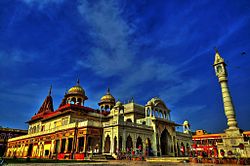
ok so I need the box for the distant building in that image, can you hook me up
[0,127,27,156]
[6,81,191,159]
[192,129,250,158]
[191,49,250,158]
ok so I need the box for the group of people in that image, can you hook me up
[116,145,153,160]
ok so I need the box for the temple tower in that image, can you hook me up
[213,49,238,131]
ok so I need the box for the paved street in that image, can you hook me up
[4,160,238,166]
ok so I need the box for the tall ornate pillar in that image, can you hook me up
[213,49,238,131]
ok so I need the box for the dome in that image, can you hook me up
[146,97,165,106]
[183,120,189,125]
[68,85,85,95]
[115,100,122,107]
[146,100,153,106]
[100,88,115,103]
[67,79,86,96]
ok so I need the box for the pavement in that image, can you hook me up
[4,160,235,166]
[1,160,182,166]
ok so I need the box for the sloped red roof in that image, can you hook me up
[29,104,107,123]
[37,95,54,114]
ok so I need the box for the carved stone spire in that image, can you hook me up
[37,86,54,114]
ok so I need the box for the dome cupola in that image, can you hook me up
[98,88,115,111]
[66,79,88,106]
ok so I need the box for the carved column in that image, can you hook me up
[83,135,88,153]
[58,139,62,153]
[65,139,69,153]
[75,137,79,153]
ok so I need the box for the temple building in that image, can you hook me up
[0,127,27,157]
[6,80,192,159]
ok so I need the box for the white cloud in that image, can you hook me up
[0,50,36,68]
[22,0,64,9]
[76,0,204,105]
[77,0,134,77]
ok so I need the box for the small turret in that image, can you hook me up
[98,88,115,111]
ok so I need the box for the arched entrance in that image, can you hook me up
[186,143,190,156]
[27,144,33,157]
[113,136,117,154]
[177,142,180,156]
[119,136,122,151]
[126,135,133,150]
[181,142,185,156]
[136,136,143,151]
[160,128,171,156]
[104,135,111,153]
[146,138,152,156]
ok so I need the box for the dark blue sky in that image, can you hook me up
[0,0,249,133]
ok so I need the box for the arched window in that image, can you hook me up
[147,108,150,117]
[159,111,163,118]
[154,109,158,117]
[33,126,36,133]
[104,135,111,153]
[126,119,132,123]
[126,135,133,150]
[164,112,167,119]
[77,98,82,105]
[136,137,143,151]
[71,97,76,104]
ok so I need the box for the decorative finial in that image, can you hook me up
[77,78,80,85]
[48,85,52,96]
[107,87,110,94]
[131,97,134,103]
[214,47,219,53]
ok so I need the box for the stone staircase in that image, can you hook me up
[146,156,189,163]
[91,154,116,160]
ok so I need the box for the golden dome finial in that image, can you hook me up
[214,47,219,53]
[98,88,115,106]
[77,78,80,85]
[107,87,110,94]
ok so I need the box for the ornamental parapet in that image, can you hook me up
[78,120,102,128]
[103,121,152,130]
[176,131,192,138]
[8,123,77,142]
